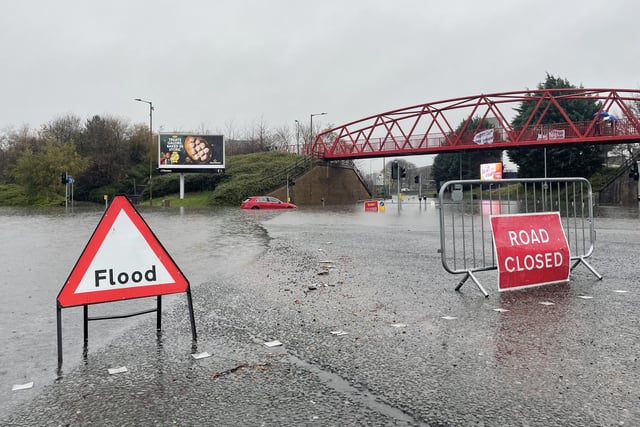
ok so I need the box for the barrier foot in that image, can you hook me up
[455,271,489,297]
[454,273,470,291]
[571,257,603,280]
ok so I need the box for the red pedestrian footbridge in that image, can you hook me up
[308,88,640,160]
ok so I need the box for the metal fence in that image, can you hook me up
[438,177,602,296]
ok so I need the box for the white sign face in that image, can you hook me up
[537,129,566,140]
[473,129,494,145]
[480,162,503,180]
[74,210,175,294]
[58,195,190,308]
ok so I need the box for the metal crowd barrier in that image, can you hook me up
[438,178,602,296]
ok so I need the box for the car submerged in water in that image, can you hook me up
[240,196,297,210]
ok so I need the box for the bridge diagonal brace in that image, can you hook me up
[455,271,489,297]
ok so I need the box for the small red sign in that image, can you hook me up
[364,200,378,212]
[57,195,189,307]
[490,212,570,291]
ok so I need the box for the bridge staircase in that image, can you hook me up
[268,158,372,205]
[597,151,640,205]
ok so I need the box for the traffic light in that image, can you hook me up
[61,172,67,185]
[288,178,295,186]
[391,162,398,180]
[414,175,420,184]
[401,167,406,178]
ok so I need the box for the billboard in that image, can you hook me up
[158,134,225,171]
[480,162,503,180]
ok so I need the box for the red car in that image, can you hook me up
[240,196,297,210]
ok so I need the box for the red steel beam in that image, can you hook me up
[309,88,640,160]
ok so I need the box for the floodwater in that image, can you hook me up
[0,200,438,414]
[0,204,274,414]
[1,198,639,424]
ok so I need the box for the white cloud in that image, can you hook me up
[2,0,639,141]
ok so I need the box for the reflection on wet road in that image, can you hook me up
[0,205,270,414]
[1,200,639,425]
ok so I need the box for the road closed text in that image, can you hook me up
[490,213,570,291]
[504,227,563,272]
[508,228,548,246]
[504,251,563,272]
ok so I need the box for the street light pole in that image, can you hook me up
[294,119,300,155]
[134,98,154,206]
[309,112,327,154]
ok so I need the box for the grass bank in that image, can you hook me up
[142,151,311,207]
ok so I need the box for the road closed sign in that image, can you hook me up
[490,212,570,291]
[57,195,189,307]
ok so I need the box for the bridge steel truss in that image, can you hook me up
[308,88,640,160]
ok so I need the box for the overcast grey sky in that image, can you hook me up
[2,0,639,168]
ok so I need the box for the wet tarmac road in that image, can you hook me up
[1,201,639,426]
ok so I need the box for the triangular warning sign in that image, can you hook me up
[57,195,189,307]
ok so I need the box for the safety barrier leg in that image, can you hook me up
[571,257,603,280]
[455,271,489,297]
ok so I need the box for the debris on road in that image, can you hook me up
[212,362,249,379]
[11,382,33,391]
[192,352,212,360]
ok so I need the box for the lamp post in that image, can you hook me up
[294,119,300,155]
[134,98,154,206]
[309,112,327,153]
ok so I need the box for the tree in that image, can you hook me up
[271,124,293,153]
[432,153,461,187]
[506,73,603,178]
[432,116,502,185]
[128,124,152,165]
[248,116,273,152]
[75,115,131,194]
[41,114,82,144]
[0,125,41,182]
[12,138,88,202]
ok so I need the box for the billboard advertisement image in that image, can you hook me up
[480,162,503,180]
[158,134,225,171]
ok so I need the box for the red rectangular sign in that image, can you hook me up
[490,212,570,291]
[364,200,378,212]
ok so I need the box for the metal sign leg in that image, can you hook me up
[57,303,63,369]
[156,295,162,330]
[186,286,197,342]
